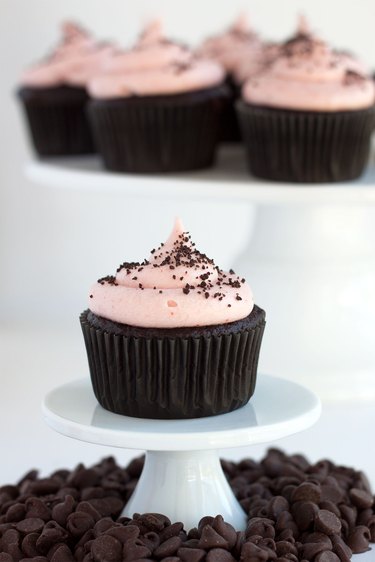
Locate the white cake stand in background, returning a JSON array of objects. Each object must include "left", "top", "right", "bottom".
[
  {"left": 42, "top": 374, "right": 321, "bottom": 531},
  {"left": 26, "top": 146, "right": 375, "bottom": 401}
]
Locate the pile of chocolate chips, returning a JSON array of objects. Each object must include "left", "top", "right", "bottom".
[{"left": 0, "top": 449, "right": 374, "bottom": 562}]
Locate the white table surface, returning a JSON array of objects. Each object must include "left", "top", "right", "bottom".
[{"left": 0, "top": 321, "right": 374, "bottom": 559}]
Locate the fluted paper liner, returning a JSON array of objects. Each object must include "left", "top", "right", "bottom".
[
  {"left": 80, "top": 310, "right": 265, "bottom": 419},
  {"left": 236, "top": 101, "right": 375, "bottom": 183},
  {"left": 17, "top": 86, "right": 95, "bottom": 156},
  {"left": 219, "top": 76, "right": 242, "bottom": 143},
  {"left": 87, "top": 86, "right": 227, "bottom": 173}
]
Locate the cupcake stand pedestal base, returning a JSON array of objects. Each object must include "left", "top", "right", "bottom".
[
  {"left": 42, "top": 374, "right": 321, "bottom": 531},
  {"left": 26, "top": 146, "right": 375, "bottom": 401}
]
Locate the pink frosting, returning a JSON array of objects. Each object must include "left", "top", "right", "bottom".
[
  {"left": 88, "top": 20, "right": 224, "bottom": 98},
  {"left": 88, "top": 60, "right": 224, "bottom": 98},
  {"left": 88, "top": 219, "right": 254, "bottom": 328},
  {"left": 21, "top": 22, "right": 115, "bottom": 88},
  {"left": 242, "top": 25, "right": 375, "bottom": 111},
  {"left": 199, "top": 13, "right": 264, "bottom": 83},
  {"left": 101, "top": 20, "right": 192, "bottom": 75}
]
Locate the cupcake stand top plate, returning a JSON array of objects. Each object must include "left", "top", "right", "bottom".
[
  {"left": 43, "top": 374, "right": 321, "bottom": 531},
  {"left": 26, "top": 145, "right": 375, "bottom": 204}
]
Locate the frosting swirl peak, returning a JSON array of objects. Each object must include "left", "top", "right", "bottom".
[
  {"left": 199, "top": 12, "right": 263, "bottom": 81},
  {"left": 242, "top": 24, "right": 375, "bottom": 111},
  {"left": 88, "top": 22, "right": 224, "bottom": 98},
  {"left": 89, "top": 219, "right": 254, "bottom": 328},
  {"left": 21, "top": 21, "right": 115, "bottom": 88}
]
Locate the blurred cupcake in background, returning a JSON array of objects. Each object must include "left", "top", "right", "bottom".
[
  {"left": 88, "top": 20, "right": 227, "bottom": 173},
  {"left": 237, "top": 17, "right": 375, "bottom": 183},
  {"left": 198, "top": 13, "right": 264, "bottom": 141},
  {"left": 18, "top": 22, "right": 115, "bottom": 156}
]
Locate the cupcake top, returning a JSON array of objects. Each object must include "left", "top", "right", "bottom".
[
  {"left": 242, "top": 20, "right": 375, "bottom": 111},
  {"left": 88, "top": 219, "right": 254, "bottom": 328},
  {"left": 101, "top": 20, "right": 192, "bottom": 73},
  {"left": 88, "top": 20, "right": 225, "bottom": 99},
  {"left": 198, "top": 13, "right": 263, "bottom": 82},
  {"left": 20, "top": 22, "right": 115, "bottom": 88}
]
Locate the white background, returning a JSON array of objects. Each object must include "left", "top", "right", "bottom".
[{"left": 0, "top": 3, "right": 375, "bottom": 548}]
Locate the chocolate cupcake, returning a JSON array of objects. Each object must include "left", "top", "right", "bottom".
[
  {"left": 87, "top": 21, "right": 227, "bottom": 173},
  {"left": 80, "top": 219, "right": 266, "bottom": 419},
  {"left": 17, "top": 22, "right": 114, "bottom": 156},
  {"left": 198, "top": 13, "right": 265, "bottom": 142},
  {"left": 236, "top": 18, "right": 375, "bottom": 182}
]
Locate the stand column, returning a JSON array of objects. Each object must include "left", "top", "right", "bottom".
[{"left": 123, "top": 450, "right": 247, "bottom": 531}]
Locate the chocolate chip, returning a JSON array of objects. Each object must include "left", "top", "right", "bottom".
[
  {"left": 349, "top": 488, "right": 374, "bottom": 509},
  {"left": 292, "top": 502, "right": 318, "bottom": 531},
  {"left": 36, "top": 521, "right": 69, "bottom": 553},
  {"left": 16, "top": 516, "right": 44, "bottom": 534},
  {"left": 198, "top": 516, "right": 215, "bottom": 531},
  {"left": 315, "top": 552, "right": 341, "bottom": 562},
  {"left": 331, "top": 535, "right": 352, "bottom": 562},
  {"left": 21, "top": 532, "right": 40, "bottom": 557},
  {"left": 25, "top": 497, "right": 51, "bottom": 521},
  {"left": 154, "top": 536, "right": 182, "bottom": 557},
  {"left": 247, "top": 518, "right": 275, "bottom": 539},
  {"left": 212, "top": 515, "right": 237, "bottom": 549},
  {"left": 1, "top": 528, "right": 22, "bottom": 559},
  {"left": 93, "top": 517, "right": 119, "bottom": 537},
  {"left": 122, "top": 538, "right": 152, "bottom": 561},
  {"left": 346, "top": 525, "right": 371, "bottom": 553},
  {"left": 268, "top": 497, "right": 289, "bottom": 519},
  {"left": 276, "top": 541, "right": 298, "bottom": 557},
  {"left": 106, "top": 524, "right": 141, "bottom": 544},
  {"left": 240, "top": 541, "right": 269, "bottom": 560},
  {"left": 5, "top": 502, "right": 26, "bottom": 522},
  {"left": 76, "top": 501, "right": 102, "bottom": 522},
  {"left": 67, "top": 511, "right": 95, "bottom": 537},
  {"left": 51, "top": 495, "right": 76, "bottom": 527},
  {"left": 183, "top": 538, "right": 200, "bottom": 548},
  {"left": 69, "top": 468, "right": 101, "bottom": 490},
  {"left": 87, "top": 497, "right": 123, "bottom": 517},
  {"left": 339, "top": 505, "right": 357, "bottom": 530},
  {"left": 366, "top": 514, "right": 375, "bottom": 542},
  {"left": 292, "top": 484, "right": 321, "bottom": 504},
  {"left": 320, "top": 485, "right": 343, "bottom": 504},
  {"left": 49, "top": 543, "right": 75, "bottom": 562},
  {"left": 91, "top": 534, "right": 122, "bottom": 561},
  {"left": 29, "top": 478, "right": 61, "bottom": 495},
  {"left": 198, "top": 525, "right": 229, "bottom": 549},
  {"left": 206, "top": 548, "right": 236, "bottom": 562},
  {"left": 177, "top": 547, "right": 207, "bottom": 562},
  {"left": 20, "top": 558, "right": 48, "bottom": 562},
  {"left": 138, "top": 513, "right": 169, "bottom": 532},
  {"left": 314, "top": 510, "right": 341, "bottom": 535},
  {"left": 319, "top": 502, "right": 341, "bottom": 518},
  {"left": 160, "top": 522, "right": 184, "bottom": 542},
  {"left": 299, "top": 540, "right": 330, "bottom": 560}
]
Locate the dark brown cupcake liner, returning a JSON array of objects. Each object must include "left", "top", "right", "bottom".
[
  {"left": 80, "top": 307, "right": 266, "bottom": 419},
  {"left": 236, "top": 101, "right": 375, "bottom": 183},
  {"left": 87, "top": 86, "right": 228, "bottom": 173},
  {"left": 17, "top": 86, "right": 95, "bottom": 156},
  {"left": 219, "top": 76, "right": 242, "bottom": 143}
]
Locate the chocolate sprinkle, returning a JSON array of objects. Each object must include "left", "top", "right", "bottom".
[
  {"left": 98, "top": 231, "right": 247, "bottom": 303},
  {"left": 0, "top": 449, "right": 374, "bottom": 561}
]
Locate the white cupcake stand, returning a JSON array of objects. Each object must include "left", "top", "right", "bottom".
[
  {"left": 43, "top": 374, "right": 320, "bottom": 531},
  {"left": 27, "top": 145, "right": 375, "bottom": 401}
]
